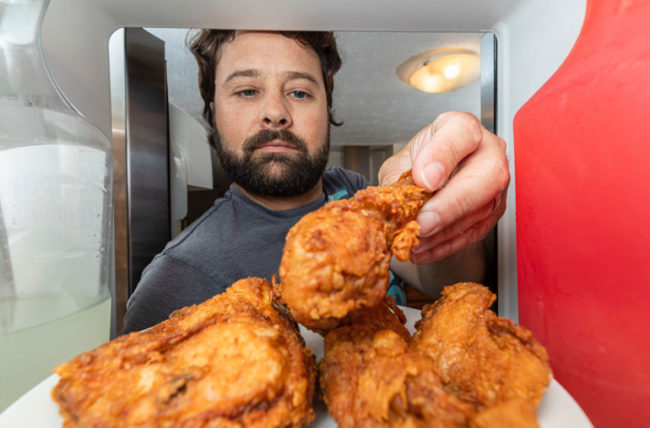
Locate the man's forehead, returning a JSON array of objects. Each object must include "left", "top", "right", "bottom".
[
  {"left": 215, "top": 31, "right": 322, "bottom": 78},
  {"left": 220, "top": 31, "right": 316, "bottom": 58}
]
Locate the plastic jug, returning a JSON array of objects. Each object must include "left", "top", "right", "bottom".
[{"left": 0, "top": 0, "right": 113, "bottom": 410}]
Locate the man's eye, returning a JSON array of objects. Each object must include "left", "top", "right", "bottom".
[
  {"left": 290, "top": 90, "right": 310, "bottom": 99},
  {"left": 237, "top": 89, "right": 257, "bottom": 97}
]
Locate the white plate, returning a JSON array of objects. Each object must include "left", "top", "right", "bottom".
[{"left": 0, "top": 307, "right": 592, "bottom": 427}]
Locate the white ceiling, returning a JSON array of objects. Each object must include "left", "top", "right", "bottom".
[{"left": 146, "top": 29, "right": 483, "bottom": 147}]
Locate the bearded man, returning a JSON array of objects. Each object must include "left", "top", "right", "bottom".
[{"left": 123, "top": 31, "right": 509, "bottom": 333}]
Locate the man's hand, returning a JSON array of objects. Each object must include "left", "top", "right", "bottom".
[{"left": 379, "top": 111, "right": 509, "bottom": 265}]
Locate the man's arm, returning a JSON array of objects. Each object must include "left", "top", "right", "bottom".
[{"left": 380, "top": 112, "right": 509, "bottom": 295}]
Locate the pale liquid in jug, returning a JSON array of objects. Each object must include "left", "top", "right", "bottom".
[
  {"left": 0, "top": 296, "right": 110, "bottom": 411},
  {"left": 0, "top": 139, "right": 112, "bottom": 411}
]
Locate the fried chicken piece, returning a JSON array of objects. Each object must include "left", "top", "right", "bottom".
[
  {"left": 336, "top": 296, "right": 411, "bottom": 341},
  {"left": 319, "top": 299, "right": 473, "bottom": 427},
  {"left": 471, "top": 399, "right": 540, "bottom": 428},
  {"left": 278, "top": 171, "right": 430, "bottom": 331},
  {"left": 51, "top": 278, "right": 316, "bottom": 428},
  {"left": 411, "top": 283, "right": 552, "bottom": 411}
]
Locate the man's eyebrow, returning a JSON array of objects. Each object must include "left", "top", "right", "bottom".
[
  {"left": 222, "top": 69, "right": 321, "bottom": 86},
  {"left": 223, "top": 69, "right": 260, "bottom": 84},
  {"left": 283, "top": 71, "right": 320, "bottom": 86}
]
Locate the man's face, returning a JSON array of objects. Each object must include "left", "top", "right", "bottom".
[{"left": 212, "top": 31, "right": 330, "bottom": 197}]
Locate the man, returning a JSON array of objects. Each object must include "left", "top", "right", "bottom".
[{"left": 123, "top": 30, "right": 509, "bottom": 333}]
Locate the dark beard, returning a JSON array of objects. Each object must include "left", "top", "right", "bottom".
[{"left": 214, "top": 128, "right": 330, "bottom": 198}]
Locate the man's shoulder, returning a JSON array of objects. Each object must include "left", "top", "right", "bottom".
[{"left": 322, "top": 167, "right": 368, "bottom": 200}]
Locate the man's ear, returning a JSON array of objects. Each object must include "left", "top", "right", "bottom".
[{"left": 210, "top": 102, "right": 214, "bottom": 112}]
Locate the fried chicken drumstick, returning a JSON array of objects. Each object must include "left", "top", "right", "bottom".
[
  {"left": 319, "top": 298, "right": 474, "bottom": 427},
  {"left": 52, "top": 278, "right": 316, "bottom": 428},
  {"left": 278, "top": 172, "right": 430, "bottom": 331},
  {"left": 411, "top": 283, "right": 552, "bottom": 412}
]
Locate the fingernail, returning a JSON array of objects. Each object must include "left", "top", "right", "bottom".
[
  {"left": 417, "top": 211, "right": 441, "bottom": 237},
  {"left": 418, "top": 162, "right": 445, "bottom": 191}
]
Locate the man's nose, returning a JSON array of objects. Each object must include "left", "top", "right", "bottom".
[{"left": 260, "top": 92, "right": 292, "bottom": 129}]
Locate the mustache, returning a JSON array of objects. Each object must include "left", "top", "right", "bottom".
[{"left": 242, "top": 129, "right": 308, "bottom": 153}]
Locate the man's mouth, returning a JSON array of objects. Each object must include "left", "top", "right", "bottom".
[{"left": 254, "top": 139, "right": 299, "bottom": 153}]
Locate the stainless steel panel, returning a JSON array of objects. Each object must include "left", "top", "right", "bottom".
[
  {"left": 109, "top": 29, "right": 128, "bottom": 337},
  {"left": 481, "top": 33, "right": 497, "bottom": 134},
  {"left": 124, "top": 29, "right": 170, "bottom": 296},
  {"left": 480, "top": 32, "right": 498, "bottom": 306}
]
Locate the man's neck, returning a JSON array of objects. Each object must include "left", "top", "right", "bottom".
[{"left": 233, "top": 180, "right": 324, "bottom": 211}]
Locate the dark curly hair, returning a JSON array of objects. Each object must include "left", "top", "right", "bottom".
[{"left": 187, "top": 30, "right": 343, "bottom": 147}]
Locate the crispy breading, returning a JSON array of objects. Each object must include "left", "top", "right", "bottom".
[
  {"left": 278, "top": 172, "right": 430, "bottom": 331},
  {"left": 51, "top": 278, "right": 316, "bottom": 428},
  {"left": 337, "top": 296, "right": 411, "bottom": 342},
  {"left": 319, "top": 299, "right": 473, "bottom": 427},
  {"left": 411, "top": 282, "right": 552, "bottom": 411}
]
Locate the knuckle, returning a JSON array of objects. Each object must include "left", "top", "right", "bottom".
[
  {"left": 498, "top": 165, "right": 510, "bottom": 190},
  {"left": 465, "top": 227, "right": 481, "bottom": 244},
  {"left": 497, "top": 137, "right": 507, "bottom": 152},
  {"left": 445, "top": 221, "right": 466, "bottom": 242},
  {"left": 447, "top": 192, "right": 472, "bottom": 222},
  {"left": 435, "top": 241, "right": 454, "bottom": 261},
  {"left": 454, "top": 112, "right": 483, "bottom": 143},
  {"left": 491, "top": 154, "right": 510, "bottom": 191},
  {"left": 466, "top": 223, "right": 488, "bottom": 243},
  {"left": 436, "top": 111, "right": 482, "bottom": 141},
  {"left": 466, "top": 115, "right": 483, "bottom": 142},
  {"left": 491, "top": 133, "right": 507, "bottom": 152},
  {"left": 497, "top": 198, "right": 508, "bottom": 216},
  {"left": 435, "top": 111, "right": 455, "bottom": 124}
]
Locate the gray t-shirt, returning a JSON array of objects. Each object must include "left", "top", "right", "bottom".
[{"left": 123, "top": 167, "right": 367, "bottom": 333}]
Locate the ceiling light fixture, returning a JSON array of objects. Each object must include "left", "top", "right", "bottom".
[{"left": 396, "top": 49, "right": 480, "bottom": 94}]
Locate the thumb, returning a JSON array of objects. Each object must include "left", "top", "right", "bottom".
[{"left": 410, "top": 112, "right": 482, "bottom": 191}]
